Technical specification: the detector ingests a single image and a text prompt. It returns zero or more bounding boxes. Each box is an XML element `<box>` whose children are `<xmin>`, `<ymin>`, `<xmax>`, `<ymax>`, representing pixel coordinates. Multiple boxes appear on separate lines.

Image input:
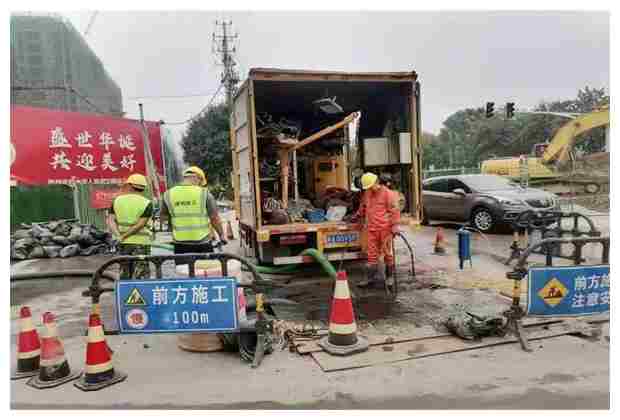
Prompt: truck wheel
<box><xmin>471</xmin><ymin>207</ymin><xmax>495</xmax><ymax>233</ymax></box>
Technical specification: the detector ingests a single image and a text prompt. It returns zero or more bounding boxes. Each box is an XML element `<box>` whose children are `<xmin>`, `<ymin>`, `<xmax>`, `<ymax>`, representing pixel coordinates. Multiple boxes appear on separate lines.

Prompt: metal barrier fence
<box><xmin>504</xmin><ymin>235</ymin><xmax>609</xmax><ymax>352</ymax></box>
<box><xmin>505</xmin><ymin>210</ymin><xmax>601</xmax><ymax>266</ymax></box>
<box><xmin>82</xmin><ymin>253</ymin><xmax>279</xmax><ymax>367</ymax></box>
<box><xmin>83</xmin><ymin>253</ymin><xmax>277</xmax><ymax>314</ymax></box>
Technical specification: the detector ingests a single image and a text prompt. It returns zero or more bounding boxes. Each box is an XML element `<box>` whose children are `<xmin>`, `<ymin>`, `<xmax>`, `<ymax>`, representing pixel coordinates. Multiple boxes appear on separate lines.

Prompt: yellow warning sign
<box><xmin>537</xmin><ymin>277</ymin><xmax>568</xmax><ymax>307</ymax></box>
<box><xmin>125</xmin><ymin>288</ymin><xmax>147</xmax><ymax>306</ymax></box>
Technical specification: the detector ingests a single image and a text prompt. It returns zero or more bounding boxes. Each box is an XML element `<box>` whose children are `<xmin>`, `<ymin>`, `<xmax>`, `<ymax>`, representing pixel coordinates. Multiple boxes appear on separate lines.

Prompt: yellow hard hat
<box><xmin>183</xmin><ymin>166</ymin><xmax>207</xmax><ymax>186</ymax></box>
<box><xmin>125</xmin><ymin>173</ymin><xmax>147</xmax><ymax>190</ymax></box>
<box><xmin>361</xmin><ymin>172</ymin><xmax>378</xmax><ymax>190</ymax></box>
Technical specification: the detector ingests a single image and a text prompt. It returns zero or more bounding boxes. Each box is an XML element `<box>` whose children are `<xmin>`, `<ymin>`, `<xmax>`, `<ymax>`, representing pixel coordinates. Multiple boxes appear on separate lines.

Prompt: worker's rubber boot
<box><xmin>385</xmin><ymin>265</ymin><xmax>395</xmax><ymax>287</ymax></box>
<box><xmin>359</xmin><ymin>265</ymin><xmax>378</xmax><ymax>288</ymax></box>
<box><xmin>371</xmin><ymin>265</ymin><xmax>386</xmax><ymax>289</ymax></box>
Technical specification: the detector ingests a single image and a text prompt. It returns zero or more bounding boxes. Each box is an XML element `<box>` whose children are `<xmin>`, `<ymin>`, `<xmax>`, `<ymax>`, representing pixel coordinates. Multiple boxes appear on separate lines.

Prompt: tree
<box><xmin>420</xmin><ymin>132</ymin><xmax>445</xmax><ymax>169</ymax></box>
<box><xmin>535</xmin><ymin>86</ymin><xmax>609</xmax><ymax>154</ymax></box>
<box><xmin>180</xmin><ymin>103</ymin><xmax>232</xmax><ymax>196</ymax></box>
<box><xmin>424</xmin><ymin>86</ymin><xmax>609</xmax><ymax>170</ymax></box>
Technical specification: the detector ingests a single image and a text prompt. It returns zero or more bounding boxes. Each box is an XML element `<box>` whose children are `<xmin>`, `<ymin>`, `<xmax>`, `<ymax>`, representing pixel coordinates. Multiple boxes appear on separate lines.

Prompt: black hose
<box><xmin>11</xmin><ymin>270</ymin><xmax>117</xmax><ymax>283</ymax></box>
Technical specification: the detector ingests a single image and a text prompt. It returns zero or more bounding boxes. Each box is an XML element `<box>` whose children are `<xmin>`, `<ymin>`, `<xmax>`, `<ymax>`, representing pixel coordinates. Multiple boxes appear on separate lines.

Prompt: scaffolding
<box><xmin>10</xmin><ymin>13</ymin><xmax>123</xmax><ymax>116</ymax></box>
<box><xmin>10</xmin><ymin>13</ymin><xmax>125</xmax><ymax>229</ymax></box>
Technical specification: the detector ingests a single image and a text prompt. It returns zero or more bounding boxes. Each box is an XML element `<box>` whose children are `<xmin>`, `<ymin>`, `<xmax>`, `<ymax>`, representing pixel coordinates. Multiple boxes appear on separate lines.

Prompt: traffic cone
<box><xmin>318</xmin><ymin>271</ymin><xmax>369</xmax><ymax>355</ymax></box>
<box><xmin>226</xmin><ymin>220</ymin><xmax>235</xmax><ymax>240</ymax></box>
<box><xmin>91</xmin><ymin>302</ymin><xmax>115</xmax><ymax>354</ymax></box>
<box><xmin>74</xmin><ymin>313</ymin><xmax>127</xmax><ymax>391</ymax></box>
<box><xmin>11</xmin><ymin>306</ymin><xmax>41</xmax><ymax>379</ymax></box>
<box><xmin>434</xmin><ymin>227</ymin><xmax>447</xmax><ymax>255</ymax></box>
<box><xmin>27</xmin><ymin>312</ymin><xmax>81</xmax><ymax>389</ymax></box>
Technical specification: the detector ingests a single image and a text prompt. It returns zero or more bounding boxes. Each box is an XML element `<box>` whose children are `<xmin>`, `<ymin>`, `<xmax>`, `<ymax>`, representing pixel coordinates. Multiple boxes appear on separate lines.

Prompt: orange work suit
<box><xmin>356</xmin><ymin>185</ymin><xmax>401</xmax><ymax>266</ymax></box>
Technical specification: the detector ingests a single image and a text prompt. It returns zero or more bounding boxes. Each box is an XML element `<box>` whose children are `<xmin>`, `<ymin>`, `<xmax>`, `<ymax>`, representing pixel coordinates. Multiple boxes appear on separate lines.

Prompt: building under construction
<box><xmin>10</xmin><ymin>13</ymin><xmax>123</xmax><ymax>116</ymax></box>
<box><xmin>10</xmin><ymin>13</ymin><xmax>125</xmax><ymax>229</ymax></box>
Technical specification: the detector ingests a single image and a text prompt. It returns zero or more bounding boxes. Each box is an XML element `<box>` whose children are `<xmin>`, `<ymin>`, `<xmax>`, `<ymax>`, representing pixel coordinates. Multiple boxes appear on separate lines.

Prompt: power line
<box><xmin>12</xmin><ymin>86</ymin><xmax>218</xmax><ymax>101</ymax></box>
<box><xmin>126</xmin><ymin>92</ymin><xmax>219</xmax><ymax>100</ymax></box>
<box><xmin>12</xmin><ymin>84</ymin><xmax>223</xmax><ymax>122</ymax></box>
<box><xmin>163</xmin><ymin>83</ymin><xmax>224</xmax><ymax>126</ymax></box>
<box><xmin>11</xmin><ymin>84</ymin><xmax>109</xmax><ymax>115</ymax></box>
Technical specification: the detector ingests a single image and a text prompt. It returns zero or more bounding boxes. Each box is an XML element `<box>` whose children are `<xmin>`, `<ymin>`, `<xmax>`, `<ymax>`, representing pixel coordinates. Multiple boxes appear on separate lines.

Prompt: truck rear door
<box><xmin>410</xmin><ymin>81</ymin><xmax>423</xmax><ymax>222</ymax></box>
<box><xmin>231</xmin><ymin>82</ymin><xmax>257</xmax><ymax>229</ymax></box>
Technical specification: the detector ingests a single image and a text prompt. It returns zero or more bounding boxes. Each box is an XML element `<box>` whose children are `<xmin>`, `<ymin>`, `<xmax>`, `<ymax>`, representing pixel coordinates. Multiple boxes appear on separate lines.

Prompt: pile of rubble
<box><xmin>11</xmin><ymin>220</ymin><xmax>114</xmax><ymax>260</ymax></box>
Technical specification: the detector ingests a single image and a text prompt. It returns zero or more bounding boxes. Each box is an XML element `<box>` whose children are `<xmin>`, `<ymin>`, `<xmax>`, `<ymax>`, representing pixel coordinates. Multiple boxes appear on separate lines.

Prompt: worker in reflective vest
<box><xmin>107</xmin><ymin>173</ymin><xmax>154</xmax><ymax>279</ymax></box>
<box><xmin>354</xmin><ymin>172</ymin><xmax>401</xmax><ymax>288</ymax></box>
<box><xmin>161</xmin><ymin>166</ymin><xmax>226</xmax><ymax>257</ymax></box>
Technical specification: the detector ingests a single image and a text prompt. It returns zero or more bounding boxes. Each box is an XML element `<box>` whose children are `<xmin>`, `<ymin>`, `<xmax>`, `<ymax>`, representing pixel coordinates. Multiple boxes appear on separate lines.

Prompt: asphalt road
<box><xmin>11</xmin><ymin>327</ymin><xmax>609</xmax><ymax>409</ymax></box>
<box><xmin>10</xmin><ymin>205</ymin><xmax>609</xmax><ymax>410</ymax></box>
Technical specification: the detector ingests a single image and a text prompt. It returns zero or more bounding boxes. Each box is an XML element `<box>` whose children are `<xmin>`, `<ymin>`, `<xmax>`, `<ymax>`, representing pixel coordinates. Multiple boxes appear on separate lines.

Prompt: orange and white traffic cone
<box><xmin>74</xmin><ymin>313</ymin><xmax>127</xmax><ymax>391</ymax></box>
<box><xmin>434</xmin><ymin>227</ymin><xmax>447</xmax><ymax>255</ymax></box>
<box><xmin>27</xmin><ymin>312</ymin><xmax>81</xmax><ymax>389</ymax></box>
<box><xmin>318</xmin><ymin>271</ymin><xmax>369</xmax><ymax>355</ymax></box>
<box><xmin>11</xmin><ymin>306</ymin><xmax>41</xmax><ymax>379</ymax></box>
<box><xmin>90</xmin><ymin>302</ymin><xmax>115</xmax><ymax>354</ymax></box>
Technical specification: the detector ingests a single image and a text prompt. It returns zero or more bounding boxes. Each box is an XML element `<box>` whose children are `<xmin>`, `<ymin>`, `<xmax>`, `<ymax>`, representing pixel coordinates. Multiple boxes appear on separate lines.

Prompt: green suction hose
<box><xmin>253</xmin><ymin>265</ymin><xmax>299</xmax><ymax>274</ymax></box>
<box><xmin>300</xmin><ymin>248</ymin><xmax>337</xmax><ymax>279</ymax></box>
<box><xmin>150</xmin><ymin>243</ymin><xmax>337</xmax><ymax>280</ymax></box>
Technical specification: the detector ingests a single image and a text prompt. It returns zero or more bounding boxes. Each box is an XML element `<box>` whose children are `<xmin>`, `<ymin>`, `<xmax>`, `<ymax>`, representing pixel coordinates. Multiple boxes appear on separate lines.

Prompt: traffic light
<box><xmin>485</xmin><ymin>102</ymin><xmax>495</xmax><ymax>118</ymax></box>
<box><xmin>506</xmin><ymin>102</ymin><xmax>515</xmax><ymax>119</ymax></box>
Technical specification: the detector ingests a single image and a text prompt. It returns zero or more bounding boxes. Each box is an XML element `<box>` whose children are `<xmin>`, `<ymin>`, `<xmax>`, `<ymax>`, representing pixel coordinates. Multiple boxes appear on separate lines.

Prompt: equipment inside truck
<box><xmin>231</xmin><ymin>69</ymin><xmax>421</xmax><ymax>265</ymax></box>
<box><xmin>253</xmin><ymin>79</ymin><xmax>415</xmax><ymax>227</ymax></box>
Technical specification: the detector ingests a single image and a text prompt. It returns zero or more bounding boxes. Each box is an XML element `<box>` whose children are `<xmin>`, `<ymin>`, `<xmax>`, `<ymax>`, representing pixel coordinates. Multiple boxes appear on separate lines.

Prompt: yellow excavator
<box><xmin>481</xmin><ymin>105</ymin><xmax>610</xmax><ymax>194</ymax></box>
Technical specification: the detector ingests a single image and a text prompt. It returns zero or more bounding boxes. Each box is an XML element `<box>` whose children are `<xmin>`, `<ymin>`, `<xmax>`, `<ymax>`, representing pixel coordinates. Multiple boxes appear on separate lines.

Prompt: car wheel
<box><xmin>471</xmin><ymin>207</ymin><xmax>495</xmax><ymax>233</ymax></box>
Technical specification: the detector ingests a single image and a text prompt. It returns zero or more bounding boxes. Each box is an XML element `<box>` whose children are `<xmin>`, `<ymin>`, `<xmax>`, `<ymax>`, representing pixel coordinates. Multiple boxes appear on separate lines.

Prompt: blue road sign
<box><xmin>527</xmin><ymin>265</ymin><xmax>609</xmax><ymax>317</ymax></box>
<box><xmin>116</xmin><ymin>277</ymin><xmax>238</xmax><ymax>333</ymax></box>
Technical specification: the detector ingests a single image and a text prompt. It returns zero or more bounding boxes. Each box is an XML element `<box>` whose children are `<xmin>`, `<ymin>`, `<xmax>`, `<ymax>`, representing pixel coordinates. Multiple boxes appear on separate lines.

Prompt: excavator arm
<box><xmin>541</xmin><ymin>106</ymin><xmax>609</xmax><ymax>166</ymax></box>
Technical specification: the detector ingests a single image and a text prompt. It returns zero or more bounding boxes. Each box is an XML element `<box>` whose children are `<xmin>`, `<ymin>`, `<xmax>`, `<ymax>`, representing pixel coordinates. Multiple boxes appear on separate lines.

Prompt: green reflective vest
<box><xmin>113</xmin><ymin>194</ymin><xmax>153</xmax><ymax>245</ymax></box>
<box><xmin>163</xmin><ymin>185</ymin><xmax>210</xmax><ymax>242</ymax></box>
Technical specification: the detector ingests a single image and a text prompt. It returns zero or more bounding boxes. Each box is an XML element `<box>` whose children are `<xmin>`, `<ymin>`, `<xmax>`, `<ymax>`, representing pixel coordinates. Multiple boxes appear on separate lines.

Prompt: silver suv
<box><xmin>422</xmin><ymin>174</ymin><xmax>560</xmax><ymax>233</ymax></box>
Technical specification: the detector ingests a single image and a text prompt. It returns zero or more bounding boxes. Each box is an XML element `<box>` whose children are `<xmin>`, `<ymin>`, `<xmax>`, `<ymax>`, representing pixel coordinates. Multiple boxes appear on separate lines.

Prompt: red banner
<box><xmin>10</xmin><ymin>106</ymin><xmax>166</xmax><ymax>192</ymax></box>
<box><xmin>90</xmin><ymin>188</ymin><xmax>122</xmax><ymax>209</ymax></box>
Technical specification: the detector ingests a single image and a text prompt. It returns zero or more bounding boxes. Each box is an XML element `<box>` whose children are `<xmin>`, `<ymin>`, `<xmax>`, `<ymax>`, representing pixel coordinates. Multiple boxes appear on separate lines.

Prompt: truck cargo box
<box><xmin>230</xmin><ymin>68</ymin><xmax>422</xmax><ymax>264</ymax></box>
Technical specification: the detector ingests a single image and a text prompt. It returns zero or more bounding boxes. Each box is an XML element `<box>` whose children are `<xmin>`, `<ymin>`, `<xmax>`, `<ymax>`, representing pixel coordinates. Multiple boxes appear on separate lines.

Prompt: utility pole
<box><xmin>213</xmin><ymin>20</ymin><xmax>239</xmax><ymax>109</ymax></box>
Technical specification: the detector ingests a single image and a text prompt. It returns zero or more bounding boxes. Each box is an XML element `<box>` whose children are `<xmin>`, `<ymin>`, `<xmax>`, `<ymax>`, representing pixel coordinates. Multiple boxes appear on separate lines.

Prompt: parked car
<box><xmin>421</xmin><ymin>174</ymin><xmax>560</xmax><ymax>233</ymax></box>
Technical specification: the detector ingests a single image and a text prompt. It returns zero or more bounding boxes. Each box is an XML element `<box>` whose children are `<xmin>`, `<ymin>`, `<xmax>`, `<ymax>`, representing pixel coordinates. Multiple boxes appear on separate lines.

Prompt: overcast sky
<box><xmin>63</xmin><ymin>11</ymin><xmax>609</xmax><ymax>157</ymax></box>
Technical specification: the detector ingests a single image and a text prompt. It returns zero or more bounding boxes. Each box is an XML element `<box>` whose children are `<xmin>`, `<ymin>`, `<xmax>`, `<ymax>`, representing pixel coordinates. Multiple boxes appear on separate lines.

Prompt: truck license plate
<box><xmin>325</xmin><ymin>232</ymin><xmax>360</xmax><ymax>248</ymax></box>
